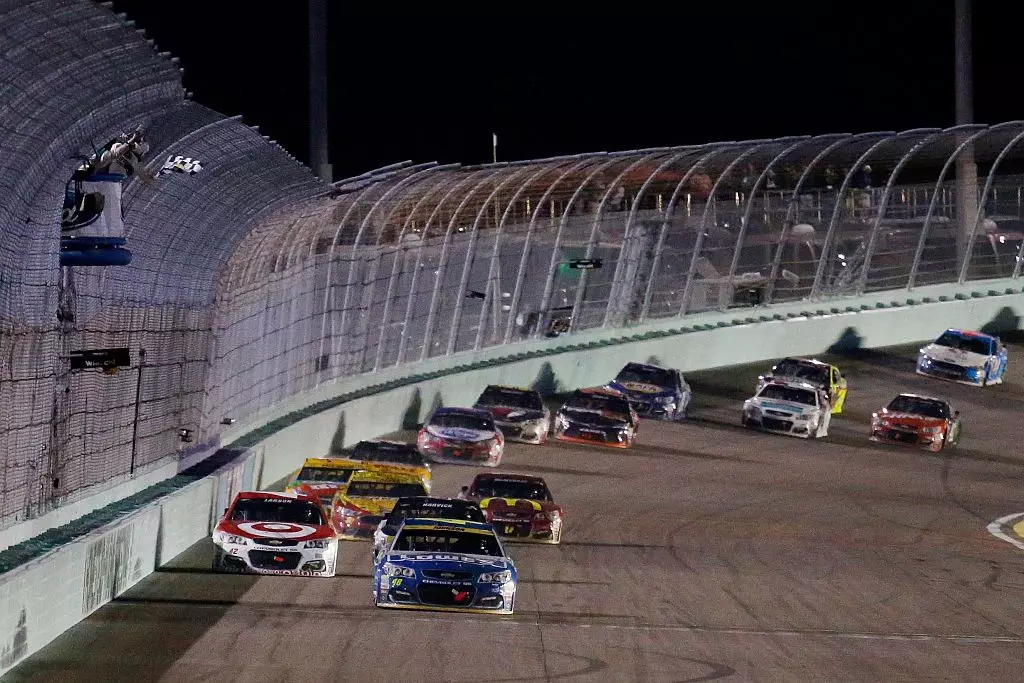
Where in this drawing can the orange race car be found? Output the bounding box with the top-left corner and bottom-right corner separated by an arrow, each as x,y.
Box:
553,387 -> 639,449
870,393 -> 962,452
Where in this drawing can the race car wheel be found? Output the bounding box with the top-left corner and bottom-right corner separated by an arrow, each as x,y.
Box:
550,515 -> 563,544
212,547 -> 228,572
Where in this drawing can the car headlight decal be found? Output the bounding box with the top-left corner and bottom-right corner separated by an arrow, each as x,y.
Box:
382,563 -> 415,578
216,532 -> 247,545
478,570 -> 512,584
304,539 -> 330,549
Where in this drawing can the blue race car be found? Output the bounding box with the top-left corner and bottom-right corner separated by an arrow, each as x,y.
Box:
606,361 -> 691,420
916,329 -> 1009,386
373,518 -> 517,614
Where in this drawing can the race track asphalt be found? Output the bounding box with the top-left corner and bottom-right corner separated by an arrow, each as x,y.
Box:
7,341 -> 1024,682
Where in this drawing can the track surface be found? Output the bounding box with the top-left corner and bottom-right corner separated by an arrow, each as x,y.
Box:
9,342 -> 1024,682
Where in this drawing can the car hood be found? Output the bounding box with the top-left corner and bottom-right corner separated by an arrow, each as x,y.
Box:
480,405 -> 547,422
341,496 -> 400,516
289,482 -> 344,499
610,380 -> 672,396
761,372 -> 827,389
921,344 -> 988,367
606,382 -> 671,397
559,408 -> 630,428
876,410 -> 946,428
426,425 -> 494,442
382,551 -> 512,571
749,397 -> 819,416
217,520 -> 335,542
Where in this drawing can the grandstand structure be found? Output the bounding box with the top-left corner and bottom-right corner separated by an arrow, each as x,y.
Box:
3,0 -> 1024,538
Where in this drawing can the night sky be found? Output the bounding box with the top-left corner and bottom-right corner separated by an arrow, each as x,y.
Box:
108,2 -> 1023,180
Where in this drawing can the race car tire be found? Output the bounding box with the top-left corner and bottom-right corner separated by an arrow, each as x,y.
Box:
550,515 -> 563,544
212,547 -> 230,572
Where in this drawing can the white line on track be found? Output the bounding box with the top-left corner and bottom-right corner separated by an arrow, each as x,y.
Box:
986,512 -> 1024,551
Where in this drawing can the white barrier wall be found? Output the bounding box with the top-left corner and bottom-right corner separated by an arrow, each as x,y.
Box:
0,448 -> 260,677
0,507 -> 159,675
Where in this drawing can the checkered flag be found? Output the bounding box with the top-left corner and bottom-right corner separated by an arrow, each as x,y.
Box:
157,155 -> 203,177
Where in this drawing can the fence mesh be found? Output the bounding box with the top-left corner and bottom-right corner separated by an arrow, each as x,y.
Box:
5,0 -> 1024,538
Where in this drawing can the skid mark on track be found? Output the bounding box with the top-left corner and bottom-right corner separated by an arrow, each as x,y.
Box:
627,441 -> 757,464
107,597 -> 1024,645
499,463 -> 619,478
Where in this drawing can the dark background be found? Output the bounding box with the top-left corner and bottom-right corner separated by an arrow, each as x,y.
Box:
109,2 -> 1024,179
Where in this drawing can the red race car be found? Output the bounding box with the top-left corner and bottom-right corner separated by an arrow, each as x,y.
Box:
870,393 -> 963,453
463,472 -> 564,544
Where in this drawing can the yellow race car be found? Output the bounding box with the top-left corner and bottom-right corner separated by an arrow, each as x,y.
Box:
757,357 -> 848,414
285,456 -> 431,511
329,470 -> 429,540
347,440 -> 432,493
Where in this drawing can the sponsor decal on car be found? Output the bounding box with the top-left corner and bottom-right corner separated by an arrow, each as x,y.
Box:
235,522 -> 321,539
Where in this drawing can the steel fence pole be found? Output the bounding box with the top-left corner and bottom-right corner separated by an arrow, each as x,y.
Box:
678,143 -> 770,317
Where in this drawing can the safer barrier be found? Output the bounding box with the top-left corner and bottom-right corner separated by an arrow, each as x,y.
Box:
0,447 -> 261,677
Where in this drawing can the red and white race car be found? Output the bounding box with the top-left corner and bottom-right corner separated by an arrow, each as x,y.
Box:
212,491 -> 339,577
464,472 -> 565,544
416,407 -> 505,466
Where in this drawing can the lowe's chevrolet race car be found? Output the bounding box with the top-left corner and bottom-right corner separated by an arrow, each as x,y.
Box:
916,328 -> 1008,386
372,496 -> 487,564
373,518 -> 518,614
212,491 -> 338,577
417,407 -> 505,466
742,379 -> 831,439
606,362 -> 691,420
473,385 -> 551,444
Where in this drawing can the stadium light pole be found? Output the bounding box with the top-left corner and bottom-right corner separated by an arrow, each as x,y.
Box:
954,0 -> 977,263
309,0 -> 332,182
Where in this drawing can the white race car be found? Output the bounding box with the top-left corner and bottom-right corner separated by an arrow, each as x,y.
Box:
742,379 -> 831,439
212,491 -> 338,576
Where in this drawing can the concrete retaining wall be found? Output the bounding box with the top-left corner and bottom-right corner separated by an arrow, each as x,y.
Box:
0,449 -> 260,677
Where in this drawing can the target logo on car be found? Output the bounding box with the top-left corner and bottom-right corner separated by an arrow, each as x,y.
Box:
236,522 -> 319,539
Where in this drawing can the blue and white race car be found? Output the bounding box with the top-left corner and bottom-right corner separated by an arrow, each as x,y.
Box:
606,362 -> 691,420
373,518 -> 517,614
916,328 -> 1008,386
416,407 -> 505,466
